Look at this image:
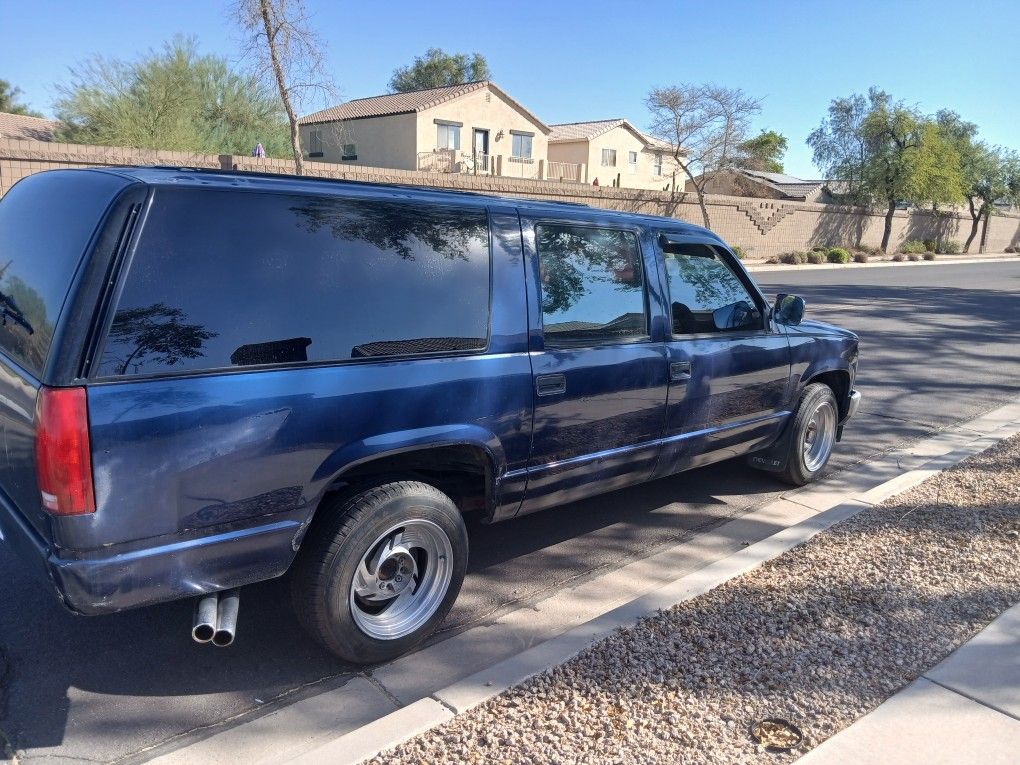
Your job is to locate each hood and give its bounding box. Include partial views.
[787,319,859,343]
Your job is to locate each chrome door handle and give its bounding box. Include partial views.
[536,373,566,396]
[670,361,691,382]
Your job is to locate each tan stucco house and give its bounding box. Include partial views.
[546,119,684,190]
[298,81,553,177]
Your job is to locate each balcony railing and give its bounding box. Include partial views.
[416,150,584,182]
[461,152,493,175]
[547,161,583,183]
[506,156,539,179]
[417,149,456,173]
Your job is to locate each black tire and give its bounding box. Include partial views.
[778,383,839,486]
[291,480,468,663]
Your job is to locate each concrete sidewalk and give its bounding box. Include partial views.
[799,603,1020,764]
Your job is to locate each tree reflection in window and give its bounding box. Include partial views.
[536,225,647,345]
[103,303,217,375]
[289,197,487,262]
[0,272,48,373]
[662,242,759,334]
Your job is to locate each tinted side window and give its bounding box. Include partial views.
[663,241,761,335]
[0,171,127,376]
[98,189,490,377]
[535,224,647,346]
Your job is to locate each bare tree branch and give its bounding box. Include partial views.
[233,0,338,175]
[646,83,762,228]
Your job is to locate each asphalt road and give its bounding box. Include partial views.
[2,261,1018,763]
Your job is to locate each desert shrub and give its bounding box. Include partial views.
[923,252,937,261]
[922,239,937,252]
[892,253,905,262]
[938,240,962,254]
[765,257,779,264]
[900,240,927,254]
[853,252,869,263]
[807,251,826,264]
[826,247,851,263]
[1004,245,1018,253]
[810,245,828,253]
[731,245,746,260]
[908,253,921,261]
[778,251,805,265]
[860,244,882,255]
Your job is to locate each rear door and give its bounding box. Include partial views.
[517,215,669,514]
[0,170,131,537]
[652,233,793,477]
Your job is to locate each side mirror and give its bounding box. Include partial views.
[774,294,806,326]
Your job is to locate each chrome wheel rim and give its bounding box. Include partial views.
[803,400,836,473]
[349,519,453,641]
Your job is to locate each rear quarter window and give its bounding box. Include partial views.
[98,188,492,377]
[0,171,128,377]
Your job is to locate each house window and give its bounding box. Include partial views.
[511,133,533,160]
[653,153,663,176]
[601,148,617,167]
[309,130,323,157]
[342,143,357,161]
[437,123,460,150]
[628,151,638,173]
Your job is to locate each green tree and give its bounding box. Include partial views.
[808,88,923,252]
[735,130,788,173]
[906,120,964,209]
[54,37,290,156]
[0,80,43,117]
[389,48,491,93]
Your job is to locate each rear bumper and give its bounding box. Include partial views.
[0,493,302,615]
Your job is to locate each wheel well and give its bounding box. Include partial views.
[321,444,493,517]
[805,369,850,419]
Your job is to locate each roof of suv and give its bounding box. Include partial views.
[89,165,721,241]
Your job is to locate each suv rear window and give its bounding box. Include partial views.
[98,189,491,377]
[0,171,127,377]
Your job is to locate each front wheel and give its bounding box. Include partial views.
[291,481,468,663]
[779,383,839,486]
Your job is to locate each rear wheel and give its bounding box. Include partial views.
[291,481,468,663]
[779,383,839,486]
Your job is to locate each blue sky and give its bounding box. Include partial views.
[2,0,1018,177]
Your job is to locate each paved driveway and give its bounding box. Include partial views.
[2,261,1018,763]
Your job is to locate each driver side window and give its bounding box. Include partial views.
[662,241,762,335]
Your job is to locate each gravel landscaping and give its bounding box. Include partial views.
[370,434,1020,765]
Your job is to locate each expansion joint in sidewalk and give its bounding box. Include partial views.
[922,675,1020,724]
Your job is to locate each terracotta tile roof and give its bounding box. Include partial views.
[548,118,628,142]
[0,112,59,141]
[549,118,680,154]
[299,81,550,132]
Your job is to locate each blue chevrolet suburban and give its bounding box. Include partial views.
[0,167,859,662]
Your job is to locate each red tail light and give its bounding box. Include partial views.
[35,386,96,516]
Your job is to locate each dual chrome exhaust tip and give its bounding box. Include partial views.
[192,589,240,647]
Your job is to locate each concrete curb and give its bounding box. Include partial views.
[291,402,1020,765]
[745,255,1017,273]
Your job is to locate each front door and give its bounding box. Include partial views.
[517,217,669,515]
[472,129,489,171]
[652,234,793,477]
